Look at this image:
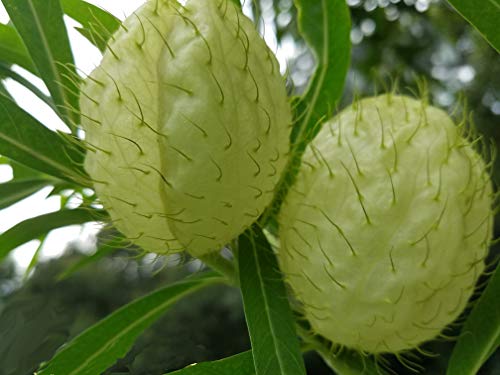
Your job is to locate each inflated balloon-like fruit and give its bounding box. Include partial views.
[278,94,493,353]
[81,0,291,256]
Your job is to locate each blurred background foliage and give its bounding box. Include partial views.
[0,0,499,374]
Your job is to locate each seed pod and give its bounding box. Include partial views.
[278,95,493,353]
[81,0,291,256]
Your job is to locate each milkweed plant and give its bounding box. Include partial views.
[0,0,498,374]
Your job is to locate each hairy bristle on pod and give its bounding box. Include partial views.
[80,0,291,256]
[278,94,493,353]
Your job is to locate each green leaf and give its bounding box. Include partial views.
[60,0,121,53]
[10,159,45,179]
[37,273,223,375]
[263,0,351,223]
[0,81,11,99]
[2,0,80,127]
[23,233,46,279]
[291,0,351,145]
[0,23,37,74]
[238,226,307,375]
[446,0,500,53]
[167,351,254,375]
[0,178,51,209]
[0,208,103,263]
[0,94,88,184]
[57,237,122,280]
[446,262,500,375]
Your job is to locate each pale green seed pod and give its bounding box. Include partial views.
[278,95,493,353]
[81,0,291,256]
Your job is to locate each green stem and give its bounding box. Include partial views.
[198,252,238,286]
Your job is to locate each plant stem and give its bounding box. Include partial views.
[198,252,238,286]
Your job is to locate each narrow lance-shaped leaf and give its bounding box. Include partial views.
[9,159,45,180]
[0,23,37,74]
[238,226,307,375]
[23,233,47,279]
[264,0,351,222]
[167,351,254,375]
[446,262,500,375]
[37,273,224,375]
[0,178,52,209]
[0,94,88,184]
[60,0,121,53]
[2,0,80,127]
[291,0,351,145]
[0,208,104,263]
[446,0,500,53]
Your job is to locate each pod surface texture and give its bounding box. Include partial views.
[81,0,291,256]
[278,95,493,353]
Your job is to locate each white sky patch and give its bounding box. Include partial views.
[65,16,103,77]
[10,242,39,271]
[84,0,147,19]
[11,223,100,272]
[0,187,59,234]
[0,3,7,23]
[38,223,101,260]
[3,74,71,133]
[0,164,13,183]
